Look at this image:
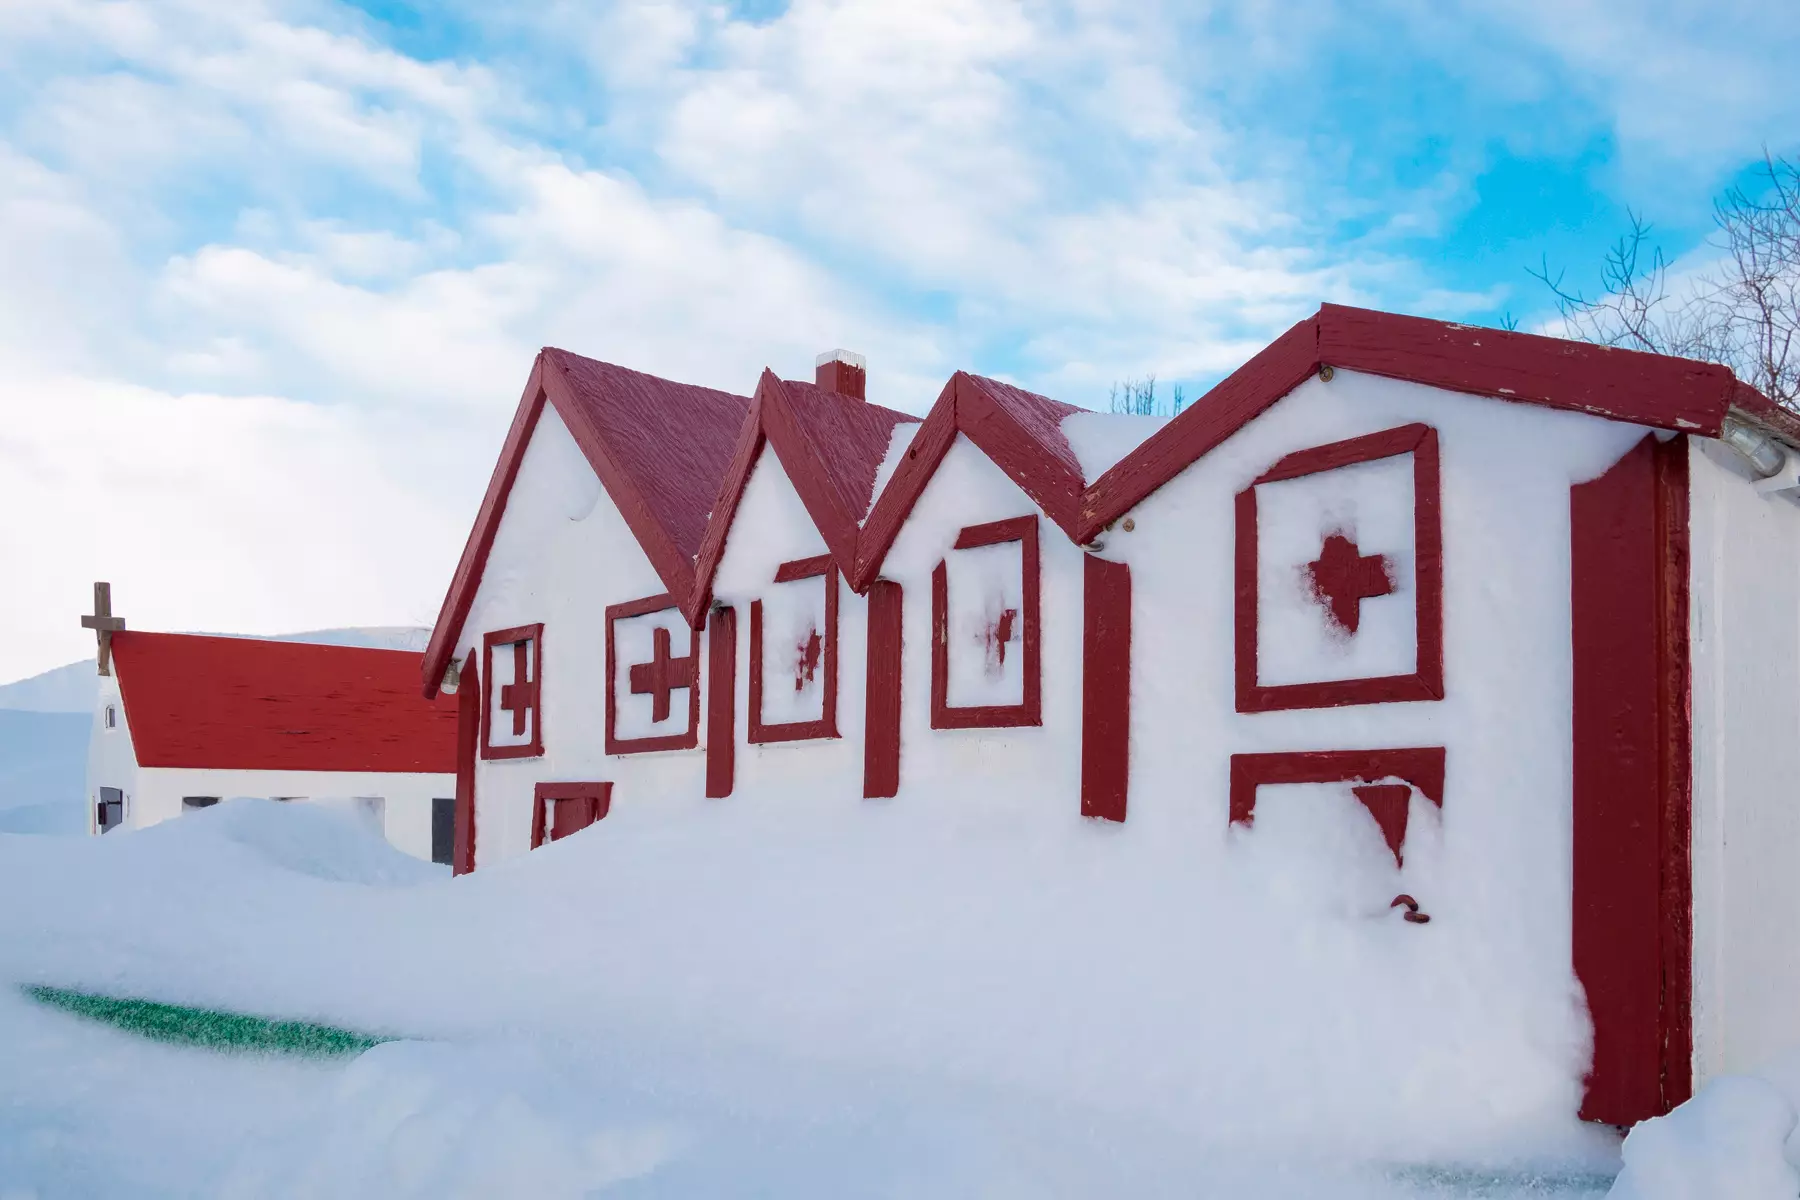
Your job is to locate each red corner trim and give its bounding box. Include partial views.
[748,556,840,743]
[1235,424,1444,712]
[480,623,544,760]
[423,358,547,696]
[1080,556,1131,822]
[1730,379,1800,447]
[1571,433,1693,1125]
[931,515,1042,729]
[705,605,738,798]
[452,649,479,875]
[530,781,612,850]
[863,579,904,798]
[1229,747,1446,864]
[853,380,959,589]
[605,594,701,755]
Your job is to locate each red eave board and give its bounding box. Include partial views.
[113,631,458,773]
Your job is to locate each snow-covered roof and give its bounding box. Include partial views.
[112,631,457,773]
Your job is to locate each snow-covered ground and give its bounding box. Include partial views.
[0,797,1647,1198]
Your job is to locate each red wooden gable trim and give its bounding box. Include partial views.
[480,623,544,760]
[687,396,769,626]
[423,360,548,697]
[605,594,702,755]
[930,515,1043,729]
[1235,424,1445,712]
[1571,433,1693,1125]
[748,556,841,743]
[863,580,904,799]
[705,605,738,798]
[853,380,960,589]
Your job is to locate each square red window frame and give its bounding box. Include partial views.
[931,514,1042,729]
[530,781,612,850]
[481,623,544,760]
[605,593,701,755]
[749,554,840,743]
[1235,423,1444,713]
[1229,747,1446,866]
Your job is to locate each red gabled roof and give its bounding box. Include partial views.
[426,304,1784,695]
[422,350,751,696]
[686,371,918,623]
[113,632,457,773]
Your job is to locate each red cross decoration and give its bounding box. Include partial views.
[498,639,537,736]
[984,607,1019,673]
[629,625,697,723]
[794,627,823,692]
[1307,533,1394,634]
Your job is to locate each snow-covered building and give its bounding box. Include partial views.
[421,305,1800,1128]
[85,618,458,863]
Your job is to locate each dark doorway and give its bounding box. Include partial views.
[431,797,455,865]
[97,787,124,833]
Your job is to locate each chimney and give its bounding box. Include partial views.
[815,349,866,400]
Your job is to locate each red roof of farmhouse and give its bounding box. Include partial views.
[112,631,457,773]
[422,303,1799,697]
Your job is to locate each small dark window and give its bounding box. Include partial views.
[431,797,455,866]
[97,787,124,833]
[104,705,117,730]
[182,796,220,811]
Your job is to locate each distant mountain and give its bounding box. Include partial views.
[0,627,433,714]
[0,710,91,834]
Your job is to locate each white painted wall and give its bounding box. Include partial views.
[85,673,139,834]
[457,404,707,866]
[1687,436,1800,1085]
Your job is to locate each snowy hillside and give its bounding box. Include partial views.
[0,710,89,834]
[0,796,1641,1198]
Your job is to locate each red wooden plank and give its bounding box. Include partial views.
[1080,556,1131,822]
[480,623,544,761]
[930,515,1042,729]
[863,580,904,799]
[956,375,1086,539]
[1081,318,1319,542]
[852,379,960,591]
[452,650,479,876]
[748,560,841,743]
[605,594,701,755]
[1570,433,1693,1124]
[1228,749,1446,865]
[705,605,737,798]
[531,781,612,849]
[1319,304,1733,436]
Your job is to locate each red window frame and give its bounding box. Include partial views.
[1235,423,1444,713]
[480,623,544,760]
[530,781,612,849]
[749,554,840,743]
[931,514,1042,729]
[605,594,701,755]
[1228,747,1446,866]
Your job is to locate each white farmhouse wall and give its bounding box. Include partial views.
[458,405,707,866]
[123,768,451,859]
[1687,436,1800,1084]
[85,674,140,834]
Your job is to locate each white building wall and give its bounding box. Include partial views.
[85,673,140,834]
[124,768,452,859]
[1687,436,1800,1085]
[457,404,708,866]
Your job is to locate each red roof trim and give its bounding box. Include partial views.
[115,631,457,773]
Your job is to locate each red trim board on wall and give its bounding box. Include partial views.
[749,555,841,743]
[931,515,1043,729]
[531,781,612,849]
[605,594,701,755]
[480,623,544,760]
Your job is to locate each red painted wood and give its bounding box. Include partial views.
[687,400,768,624]
[1080,556,1131,822]
[931,515,1042,729]
[1571,433,1693,1124]
[109,631,457,773]
[956,374,1087,538]
[452,650,479,875]
[1731,379,1800,447]
[853,383,959,590]
[530,781,612,850]
[1229,749,1446,865]
[1308,534,1394,633]
[1236,424,1444,712]
[480,624,544,760]
[863,580,904,799]
[1319,304,1734,436]
[748,558,840,743]
[1083,317,1320,541]
[605,594,701,754]
[628,626,696,723]
[425,352,749,693]
[815,357,866,399]
[706,606,738,798]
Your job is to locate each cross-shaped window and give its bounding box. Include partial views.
[606,595,701,754]
[481,624,544,759]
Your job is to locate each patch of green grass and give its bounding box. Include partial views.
[25,984,393,1058]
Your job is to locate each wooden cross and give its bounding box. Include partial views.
[498,640,537,736]
[1307,533,1393,634]
[80,582,126,676]
[794,628,823,692]
[629,626,696,723]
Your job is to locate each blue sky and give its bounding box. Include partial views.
[1,0,1796,681]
